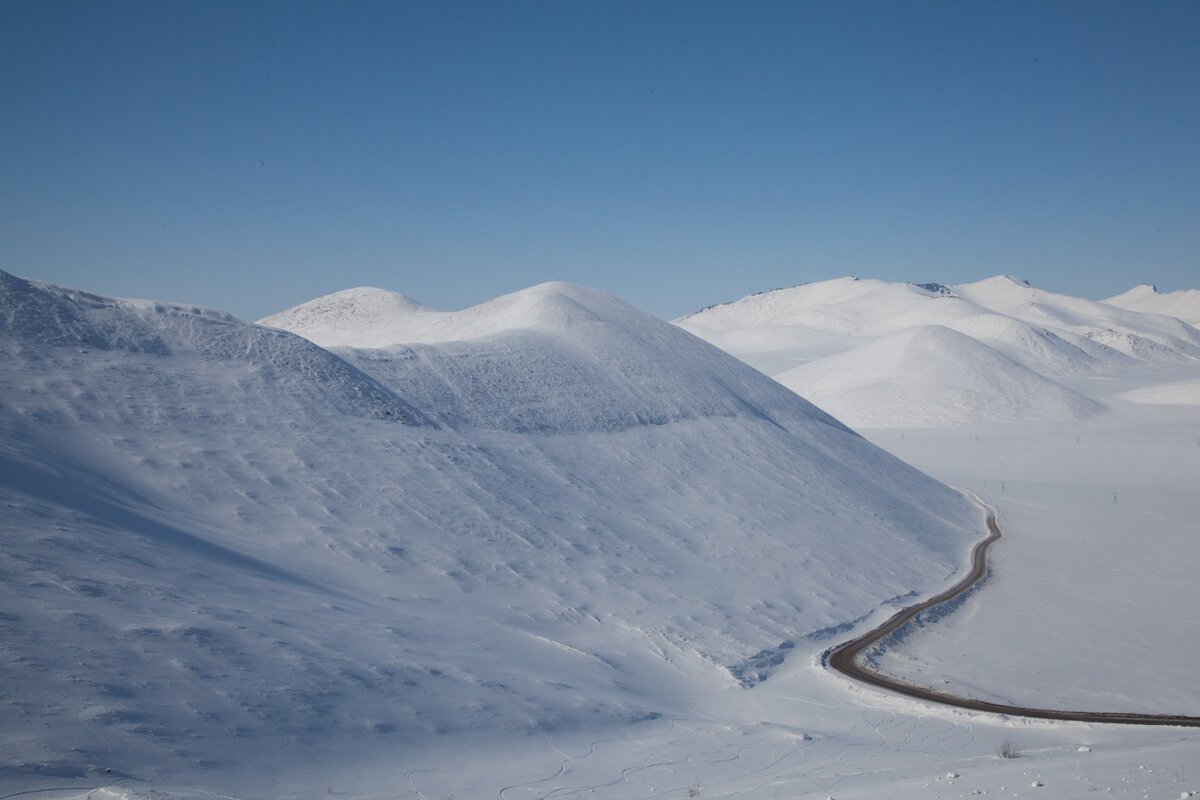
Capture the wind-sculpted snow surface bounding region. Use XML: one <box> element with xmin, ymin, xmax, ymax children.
<box><xmin>676</xmin><ymin>275</ymin><xmax>1200</xmax><ymax>427</ymax></box>
<box><xmin>0</xmin><ymin>271</ymin><xmax>426</xmax><ymax>424</ymax></box>
<box><xmin>0</xmin><ymin>271</ymin><xmax>981</xmax><ymax>790</ymax></box>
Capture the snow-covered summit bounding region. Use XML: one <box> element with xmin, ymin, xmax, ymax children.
<box><xmin>258</xmin><ymin>286</ymin><xmax>440</xmax><ymax>348</ymax></box>
<box><xmin>1105</xmin><ymin>283</ymin><xmax>1200</xmax><ymax>326</ymax></box>
<box><xmin>268</xmin><ymin>281</ymin><xmax>852</xmax><ymax>434</ymax></box>
<box><xmin>265</xmin><ymin>281</ymin><xmax>670</xmax><ymax>347</ymax></box>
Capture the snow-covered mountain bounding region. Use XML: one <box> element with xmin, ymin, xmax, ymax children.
<box><xmin>0</xmin><ymin>270</ymin><xmax>981</xmax><ymax>789</ymax></box>
<box><xmin>676</xmin><ymin>275</ymin><xmax>1200</xmax><ymax>428</ymax></box>
<box><xmin>1104</xmin><ymin>283</ymin><xmax>1200</xmax><ymax>327</ymax></box>
<box><xmin>264</xmin><ymin>281</ymin><xmax>855</xmax><ymax>434</ymax></box>
<box><xmin>953</xmin><ymin>275</ymin><xmax>1200</xmax><ymax>361</ymax></box>
<box><xmin>777</xmin><ymin>325</ymin><xmax>1104</xmax><ymax>429</ymax></box>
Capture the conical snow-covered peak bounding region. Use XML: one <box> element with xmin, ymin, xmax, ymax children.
<box><xmin>951</xmin><ymin>274</ymin><xmax>1038</xmax><ymax>311</ymax></box>
<box><xmin>970</xmin><ymin>274</ymin><xmax>1032</xmax><ymax>289</ymax></box>
<box><xmin>1105</xmin><ymin>283</ymin><xmax>1200</xmax><ymax>326</ymax></box>
<box><xmin>258</xmin><ymin>286</ymin><xmax>438</xmax><ymax>348</ymax></box>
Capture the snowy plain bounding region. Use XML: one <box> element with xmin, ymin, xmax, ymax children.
<box><xmin>2</xmin><ymin>271</ymin><xmax>1199</xmax><ymax>800</ymax></box>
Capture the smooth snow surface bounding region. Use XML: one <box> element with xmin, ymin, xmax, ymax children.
<box><xmin>777</xmin><ymin>325</ymin><xmax>1103</xmax><ymax>429</ymax></box>
<box><xmin>1105</xmin><ymin>283</ymin><xmax>1200</xmax><ymax>326</ymax></box>
<box><xmin>867</xmin><ymin>397</ymin><xmax>1200</xmax><ymax>718</ymax></box>
<box><xmin>676</xmin><ymin>275</ymin><xmax>1200</xmax><ymax>427</ymax></box>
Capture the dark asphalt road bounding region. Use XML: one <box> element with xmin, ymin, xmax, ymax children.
<box><xmin>826</xmin><ymin>496</ymin><xmax>1200</xmax><ymax>728</ymax></box>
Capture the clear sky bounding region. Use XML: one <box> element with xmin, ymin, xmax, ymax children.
<box><xmin>2</xmin><ymin>0</ymin><xmax>1197</xmax><ymax>322</ymax></box>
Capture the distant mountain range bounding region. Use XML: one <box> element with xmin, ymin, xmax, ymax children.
<box><xmin>675</xmin><ymin>275</ymin><xmax>1200</xmax><ymax>428</ymax></box>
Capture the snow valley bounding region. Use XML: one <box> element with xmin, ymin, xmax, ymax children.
<box><xmin>2</xmin><ymin>270</ymin><xmax>1199</xmax><ymax>799</ymax></box>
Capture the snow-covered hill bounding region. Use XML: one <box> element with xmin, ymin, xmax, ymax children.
<box><xmin>1104</xmin><ymin>283</ymin><xmax>1200</xmax><ymax>327</ymax></box>
<box><xmin>676</xmin><ymin>275</ymin><xmax>1200</xmax><ymax>427</ymax></box>
<box><xmin>0</xmin><ymin>270</ymin><xmax>982</xmax><ymax>792</ymax></box>
<box><xmin>953</xmin><ymin>275</ymin><xmax>1200</xmax><ymax>361</ymax></box>
<box><xmin>258</xmin><ymin>286</ymin><xmax>442</xmax><ymax>348</ymax></box>
<box><xmin>777</xmin><ymin>325</ymin><xmax>1104</xmax><ymax>429</ymax></box>
<box><xmin>265</xmin><ymin>281</ymin><xmax>852</xmax><ymax>434</ymax></box>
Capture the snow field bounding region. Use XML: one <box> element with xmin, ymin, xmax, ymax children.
<box><xmin>4</xmin><ymin>270</ymin><xmax>1199</xmax><ymax>799</ymax></box>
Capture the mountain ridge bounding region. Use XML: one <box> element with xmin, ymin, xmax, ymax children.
<box><xmin>264</xmin><ymin>281</ymin><xmax>854</xmax><ymax>435</ymax></box>
<box><xmin>675</xmin><ymin>274</ymin><xmax>1199</xmax><ymax>427</ymax></box>
<box><xmin>1105</xmin><ymin>283</ymin><xmax>1200</xmax><ymax>326</ymax></box>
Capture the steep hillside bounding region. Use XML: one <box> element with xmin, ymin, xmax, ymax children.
<box><xmin>0</xmin><ymin>271</ymin><xmax>981</xmax><ymax>788</ymax></box>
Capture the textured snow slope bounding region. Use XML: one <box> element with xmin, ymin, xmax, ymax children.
<box><xmin>0</xmin><ymin>271</ymin><xmax>980</xmax><ymax>789</ymax></box>
<box><xmin>258</xmin><ymin>286</ymin><xmax>443</xmax><ymax>347</ymax></box>
<box><xmin>269</xmin><ymin>281</ymin><xmax>851</xmax><ymax>434</ymax></box>
<box><xmin>1105</xmin><ymin>283</ymin><xmax>1200</xmax><ymax>326</ymax></box>
<box><xmin>676</xmin><ymin>275</ymin><xmax>1199</xmax><ymax>427</ymax></box>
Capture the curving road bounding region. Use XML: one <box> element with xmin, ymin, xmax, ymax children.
<box><xmin>826</xmin><ymin>495</ymin><xmax>1200</xmax><ymax>727</ymax></box>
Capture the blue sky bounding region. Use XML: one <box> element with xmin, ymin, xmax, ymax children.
<box><xmin>2</xmin><ymin>1</ymin><xmax>1197</xmax><ymax>322</ymax></box>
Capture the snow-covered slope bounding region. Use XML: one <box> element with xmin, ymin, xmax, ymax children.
<box><xmin>266</xmin><ymin>281</ymin><xmax>850</xmax><ymax>434</ymax></box>
<box><xmin>778</xmin><ymin>325</ymin><xmax>1104</xmax><ymax>429</ymax></box>
<box><xmin>0</xmin><ymin>270</ymin><xmax>426</xmax><ymax>424</ymax></box>
<box><xmin>0</xmin><ymin>270</ymin><xmax>981</xmax><ymax>790</ymax></box>
<box><xmin>1104</xmin><ymin>283</ymin><xmax>1200</xmax><ymax>326</ymax></box>
<box><xmin>257</xmin><ymin>286</ymin><xmax>443</xmax><ymax>347</ymax></box>
<box><xmin>676</xmin><ymin>275</ymin><xmax>1200</xmax><ymax>427</ymax></box>
<box><xmin>954</xmin><ymin>275</ymin><xmax>1200</xmax><ymax>361</ymax></box>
